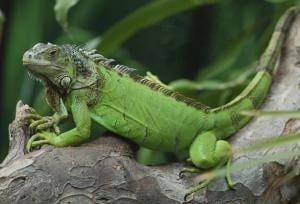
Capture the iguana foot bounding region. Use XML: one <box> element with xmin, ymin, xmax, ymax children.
<box><xmin>178</xmin><ymin>167</ymin><xmax>201</xmax><ymax>178</ymax></box>
<box><xmin>178</xmin><ymin>166</ymin><xmax>213</xmax><ymax>201</ymax></box>
<box><xmin>29</xmin><ymin>116</ymin><xmax>61</xmax><ymax>134</ymax></box>
<box><xmin>184</xmin><ymin>174</ymin><xmax>215</xmax><ymax>201</ymax></box>
<box><xmin>26</xmin><ymin>132</ymin><xmax>59</xmax><ymax>152</ymax></box>
<box><xmin>21</xmin><ymin>107</ymin><xmax>42</xmax><ymax>122</ymax></box>
<box><xmin>182</xmin><ymin>159</ymin><xmax>235</xmax><ymax>201</ymax></box>
<box><xmin>23</xmin><ymin>108</ymin><xmax>61</xmax><ymax>134</ymax></box>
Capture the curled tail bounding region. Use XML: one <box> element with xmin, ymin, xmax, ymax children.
<box><xmin>257</xmin><ymin>6</ymin><xmax>300</xmax><ymax>74</ymax></box>
<box><xmin>211</xmin><ymin>7</ymin><xmax>299</xmax><ymax>132</ymax></box>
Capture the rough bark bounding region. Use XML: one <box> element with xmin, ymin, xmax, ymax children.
<box><xmin>1</xmin><ymin>11</ymin><xmax>300</xmax><ymax>204</ymax></box>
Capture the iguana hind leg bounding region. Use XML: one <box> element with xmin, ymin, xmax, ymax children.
<box><xmin>185</xmin><ymin>131</ymin><xmax>233</xmax><ymax>197</ymax></box>
<box><xmin>190</xmin><ymin>131</ymin><xmax>232</xmax><ymax>169</ymax></box>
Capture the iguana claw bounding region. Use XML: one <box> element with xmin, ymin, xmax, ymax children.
<box><xmin>184</xmin><ymin>176</ymin><xmax>214</xmax><ymax>201</ymax></box>
<box><xmin>22</xmin><ymin>107</ymin><xmax>61</xmax><ymax>134</ymax></box>
<box><xmin>178</xmin><ymin>167</ymin><xmax>201</xmax><ymax>179</ymax></box>
<box><xmin>26</xmin><ymin>132</ymin><xmax>58</xmax><ymax>152</ymax></box>
<box><xmin>29</xmin><ymin>116</ymin><xmax>61</xmax><ymax>134</ymax></box>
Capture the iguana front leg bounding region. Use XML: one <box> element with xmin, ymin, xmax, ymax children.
<box><xmin>27</xmin><ymin>94</ymin><xmax>91</xmax><ymax>151</ymax></box>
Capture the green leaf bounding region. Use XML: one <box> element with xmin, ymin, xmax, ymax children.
<box><xmin>54</xmin><ymin>0</ymin><xmax>79</xmax><ymax>31</ymax></box>
<box><xmin>204</xmin><ymin>148</ymin><xmax>299</xmax><ymax>183</ymax></box>
<box><xmin>169</xmin><ymin>66</ymin><xmax>254</xmax><ymax>92</ymax></box>
<box><xmin>0</xmin><ymin>9</ymin><xmax>5</xmax><ymax>24</ymax></box>
<box><xmin>98</xmin><ymin>0</ymin><xmax>218</xmax><ymax>55</ymax></box>
<box><xmin>0</xmin><ymin>9</ymin><xmax>5</xmax><ymax>43</ymax></box>
<box><xmin>265</xmin><ymin>0</ymin><xmax>290</xmax><ymax>3</ymax></box>
<box><xmin>240</xmin><ymin>110</ymin><xmax>300</xmax><ymax>118</ymax></box>
<box><xmin>236</xmin><ymin>133</ymin><xmax>300</xmax><ymax>153</ymax></box>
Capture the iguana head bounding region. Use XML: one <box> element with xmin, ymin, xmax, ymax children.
<box><xmin>22</xmin><ymin>42</ymin><xmax>99</xmax><ymax>94</ymax></box>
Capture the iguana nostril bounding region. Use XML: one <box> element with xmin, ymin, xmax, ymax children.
<box><xmin>28</xmin><ymin>54</ymin><xmax>32</xmax><ymax>59</ymax></box>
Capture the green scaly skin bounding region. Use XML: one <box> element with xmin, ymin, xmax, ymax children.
<box><xmin>22</xmin><ymin>7</ymin><xmax>298</xmax><ymax>198</ymax></box>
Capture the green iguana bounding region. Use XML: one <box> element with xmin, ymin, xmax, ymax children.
<box><xmin>22</xmin><ymin>7</ymin><xmax>298</xmax><ymax>197</ymax></box>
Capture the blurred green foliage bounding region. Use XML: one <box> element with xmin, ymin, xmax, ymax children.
<box><xmin>0</xmin><ymin>0</ymin><xmax>297</xmax><ymax>161</ymax></box>
<box><xmin>54</xmin><ymin>0</ymin><xmax>79</xmax><ymax>31</ymax></box>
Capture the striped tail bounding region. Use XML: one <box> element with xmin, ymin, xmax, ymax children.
<box><xmin>257</xmin><ymin>6</ymin><xmax>299</xmax><ymax>74</ymax></box>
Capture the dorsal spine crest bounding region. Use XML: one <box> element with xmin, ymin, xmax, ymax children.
<box><xmin>75</xmin><ymin>45</ymin><xmax>210</xmax><ymax>111</ymax></box>
<box><xmin>79</xmin><ymin>47</ymin><xmax>135</xmax><ymax>75</ymax></box>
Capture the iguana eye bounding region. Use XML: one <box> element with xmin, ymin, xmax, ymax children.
<box><xmin>49</xmin><ymin>49</ymin><xmax>58</xmax><ymax>56</ymax></box>
<box><xmin>60</xmin><ymin>76</ymin><xmax>72</xmax><ymax>88</ymax></box>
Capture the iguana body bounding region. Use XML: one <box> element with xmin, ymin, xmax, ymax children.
<box><xmin>22</xmin><ymin>7</ymin><xmax>298</xmax><ymax>195</ymax></box>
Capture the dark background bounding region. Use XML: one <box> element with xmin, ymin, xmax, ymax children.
<box><xmin>0</xmin><ymin>0</ymin><xmax>297</xmax><ymax>160</ymax></box>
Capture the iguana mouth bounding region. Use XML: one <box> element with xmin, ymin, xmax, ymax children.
<box><xmin>22</xmin><ymin>60</ymin><xmax>34</xmax><ymax>65</ymax></box>
<box><xmin>22</xmin><ymin>51</ymin><xmax>63</xmax><ymax>70</ymax></box>
<box><xmin>22</xmin><ymin>60</ymin><xmax>63</xmax><ymax>70</ymax></box>
<box><xmin>22</xmin><ymin>53</ymin><xmax>52</xmax><ymax>66</ymax></box>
